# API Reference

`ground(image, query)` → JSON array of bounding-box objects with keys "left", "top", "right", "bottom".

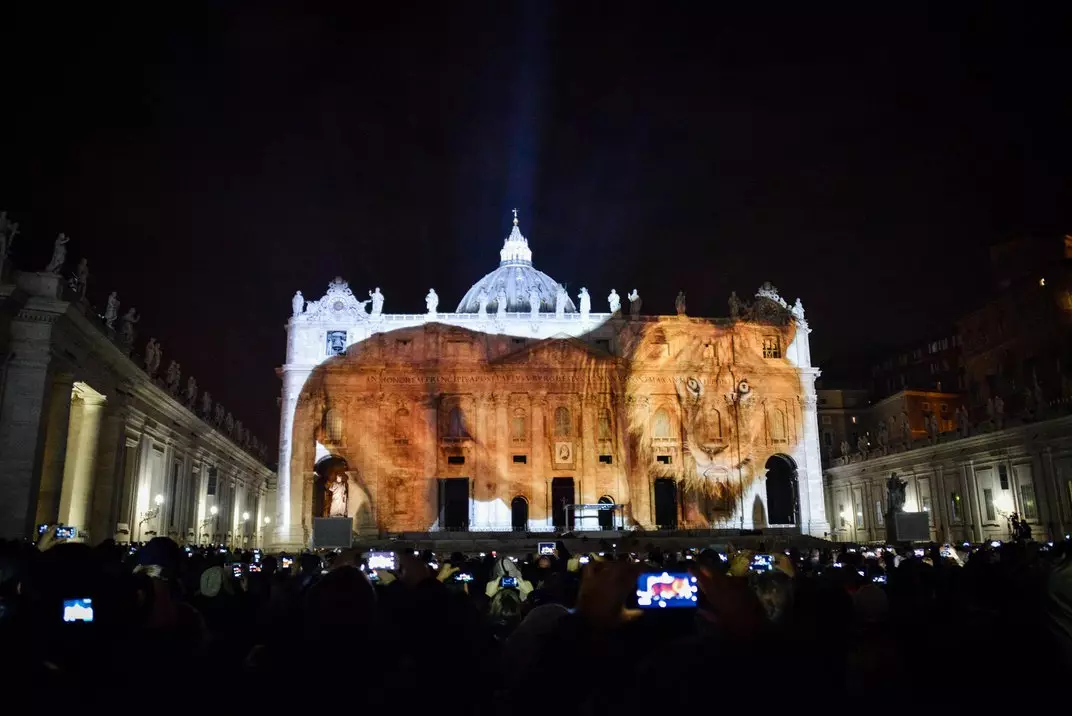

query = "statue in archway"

[{"left": 327, "top": 474, "right": 348, "bottom": 517}]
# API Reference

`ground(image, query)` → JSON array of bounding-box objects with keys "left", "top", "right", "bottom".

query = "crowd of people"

[{"left": 1, "top": 526, "right": 1069, "bottom": 706}]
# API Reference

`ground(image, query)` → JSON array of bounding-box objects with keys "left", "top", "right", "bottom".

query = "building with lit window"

[{"left": 272, "top": 216, "right": 830, "bottom": 549}]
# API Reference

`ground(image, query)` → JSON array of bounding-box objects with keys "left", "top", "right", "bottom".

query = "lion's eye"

[{"left": 686, "top": 377, "right": 701, "bottom": 396}]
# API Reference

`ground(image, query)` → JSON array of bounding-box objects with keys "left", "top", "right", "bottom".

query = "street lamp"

[
  {"left": 263, "top": 516, "right": 271, "bottom": 525},
  {"left": 154, "top": 493, "right": 164, "bottom": 506},
  {"left": 209, "top": 505, "right": 218, "bottom": 515},
  {"left": 242, "top": 512, "right": 250, "bottom": 521}
]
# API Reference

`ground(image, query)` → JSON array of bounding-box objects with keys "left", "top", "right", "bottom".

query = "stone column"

[
  {"left": 1040, "top": 446, "right": 1065, "bottom": 539},
  {"left": 57, "top": 388, "right": 106, "bottom": 533},
  {"left": 87, "top": 402, "right": 128, "bottom": 544},
  {"left": 34, "top": 373, "right": 76, "bottom": 527},
  {"left": 0, "top": 351, "right": 61, "bottom": 539},
  {"left": 422, "top": 395, "right": 439, "bottom": 530},
  {"left": 531, "top": 393, "right": 548, "bottom": 529},
  {"left": 797, "top": 390, "right": 829, "bottom": 537},
  {"left": 493, "top": 392, "right": 509, "bottom": 521},
  {"left": 964, "top": 461, "right": 984, "bottom": 543},
  {"left": 274, "top": 367, "right": 309, "bottom": 550}
]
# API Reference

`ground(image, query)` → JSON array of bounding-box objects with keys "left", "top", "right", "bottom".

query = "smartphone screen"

[
  {"left": 55, "top": 525, "right": 77, "bottom": 539},
  {"left": 453, "top": 572, "right": 473, "bottom": 583},
  {"left": 249, "top": 563, "right": 262, "bottom": 573},
  {"left": 749, "top": 554, "right": 774, "bottom": 572},
  {"left": 537, "top": 542, "right": 556, "bottom": 556},
  {"left": 231, "top": 563, "right": 244, "bottom": 578},
  {"left": 281, "top": 557, "right": 294, "bottom": 569},
  {"left": 501, "top": 576, "right": 518, "bottom": 588},
  {"left": 63, "top": 598, "right": 94, "bottom": 623},
  {"left": 579, "top": 555, "right": 590, "bottom": 565},
  {"left": 368, "top": 551, "right": 396, "bottom": 571},
  {"left": 636, "top": 572, "right": 698, "bottom": 609}
]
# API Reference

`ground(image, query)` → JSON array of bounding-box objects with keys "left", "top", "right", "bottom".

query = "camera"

[
  {"left": 37, "top": 523, "right": 49, "bottom": 536},
  {"left": 62, "top": 598, "right": 94, "bottom": 623},
  {"left": 501, "top": 576, "right": 518, "bottom": 588}
]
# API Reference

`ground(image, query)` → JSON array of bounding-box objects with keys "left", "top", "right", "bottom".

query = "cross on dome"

[{"left": 500, "top": 209, "right": 532, "bottom": 266}]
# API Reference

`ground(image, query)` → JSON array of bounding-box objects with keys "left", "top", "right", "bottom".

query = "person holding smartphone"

[{"left": 485, "top": 557, "right": 533, "bottom": 601}]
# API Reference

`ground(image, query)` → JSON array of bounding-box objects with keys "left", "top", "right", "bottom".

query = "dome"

[{"left": 456, "top": 214, "right": 577, "bottom": 314}]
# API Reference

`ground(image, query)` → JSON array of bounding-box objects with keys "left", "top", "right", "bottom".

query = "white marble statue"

[
  {"left": 791, "top": 297, "right": 807, "bottom": 324},
  {"left": 73, "top": 258, "right": 89, "bottom": 298},
  {"left": 0, "top": 212, "right": 19, "bottom": 279},
  {"left": 165, "top": 361, "right": 181, "bottom": 394},
  {"left": 608, "top": 288, "right": 620, "bottom": 314},
  {"left": 224, "top": 412, "right": 234, "bottom": 436},
  {"left": 235, "top": 420, "right": 244, "bottom": 441},
  {"left": 675, "top": 291, "right": 687, "bottom": 316},
  {"left": 45, "top": 233, "right": 69, "bottom": 274},
  {"left": 477, "top": 288, "right": 489, "bottom": 320},
  {"left": 555, "top": 286, "right": 567, "bottom": 319},
  {"left": 426, "top": 288, "right": 438, "bottom": 318},
  {"left": 369, "top": 287, "right": 384, "bottom": 316},
  {"left": 119, "top": 308, "right": 139, "bottom": 347},
  {"left": 496, "top": 286, "right": 507, "bottom": 320},
  {"left": 628, "top": 289, "right": 642, "bottom": 319},
  {"left": 578, "top": 287, "right": 591, "bottom": 321},
  {"left": 185, "top": 376, "right": 198, "bottom": 406},
  {"left": 328, "top": 475, "right": 348, "bottom": 517},
  {"left": 901, "top": 415, "right": 911, "bottom": 447},
  {"left": 528, "top": 286, "right": 541, "bottom": 321},
  {"left": 214, "top": 404, "right": 224, "bottom": 426},
  {"left": 201, "top": 390, "right": 212, "bottom": 418},
  {"left": 144, "top": 338, "right": 161, "bottom": 377},
  {"left": 292, "top": 291, "right": 304, "bottom": 317},
  {"left": 103, "top": 291, "right": 120, "bottom": 329}
]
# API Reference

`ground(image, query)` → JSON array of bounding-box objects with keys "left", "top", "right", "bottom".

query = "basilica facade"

[{"left": 273, "top": 217, "right": 829, "bottom": 549}]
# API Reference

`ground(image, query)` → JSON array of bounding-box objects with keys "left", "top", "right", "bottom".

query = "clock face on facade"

[{"left": 333, "top": 300, "right": 345, "bottom": 312}]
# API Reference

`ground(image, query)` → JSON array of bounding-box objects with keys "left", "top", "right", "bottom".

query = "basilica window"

[
  {"left": 762, "top": 336, "right": 781, "bottom": 359},
  {"left": 598, "top": 409, "right": 613, "bottom": 441},
  {"left": 394, "top": 409, "right": 410, "bottom": 444},
  {"left": 554, "top": 407, "right": 571, "bottom": 437},
  {"left": 511, "top": 409, "right": 528, "bottom": 445},
  {"left": 652, "top": 409, "right": 672, "bottom": 439},
  {"left": 769, "top": 408, "right": 787, "bottom": 443},
  {"left": 447, "top": 407, "right": 467, "bottom": 439}
]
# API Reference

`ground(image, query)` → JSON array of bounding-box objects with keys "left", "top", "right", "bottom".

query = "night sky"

[{"left": 2, "top": 3, "right": 1069, "bottom": 449}]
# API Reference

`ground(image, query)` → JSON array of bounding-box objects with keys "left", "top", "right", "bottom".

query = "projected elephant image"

[{"left": 289, "top": 298, "right": 808, "bottom": 534}]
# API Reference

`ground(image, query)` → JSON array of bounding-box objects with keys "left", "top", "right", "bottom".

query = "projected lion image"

[{"left": 288, "top": 290, "right": 807, "bottom": 537}]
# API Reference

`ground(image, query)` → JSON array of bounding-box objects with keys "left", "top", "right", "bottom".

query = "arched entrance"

[
  {"left": 511, "top": 496, "right": 528, "bottom": 531},
  {"left": 598, "top": 495, "right": 615, "bottom": 530},
  {"left": 653, "top": 478, "right": 678, "bottom": 528},
  {"left": 765, "top": 454, "right": 799, "bottom": 525},
  {"left": 314, "top": 456, "right": 350, "bottom": 518}
]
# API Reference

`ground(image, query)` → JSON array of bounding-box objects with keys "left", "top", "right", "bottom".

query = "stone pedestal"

[{"left": 887, "top": 510, "right": 930, "bottom": 542}]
